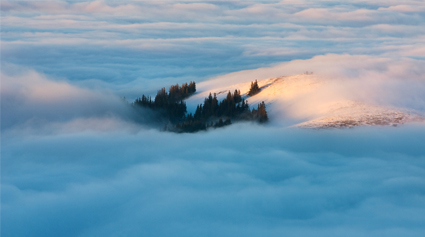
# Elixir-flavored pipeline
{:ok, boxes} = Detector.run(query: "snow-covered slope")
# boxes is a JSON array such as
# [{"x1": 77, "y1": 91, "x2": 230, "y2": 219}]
[
  {"x1": 297, "y1": 101, "x2": 412, "y2": 128},
  {"x1": 186, "y1": 73, "x2": 424, "y2": 128}
]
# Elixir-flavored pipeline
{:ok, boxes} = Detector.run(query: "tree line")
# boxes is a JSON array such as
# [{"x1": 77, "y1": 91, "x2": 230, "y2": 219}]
[
  {"x1": 133, "y1": 81, "x2": 195, "y2": 123},
  {"x1": 133, "y1": 81, "x2": 268, "y2": 133}
]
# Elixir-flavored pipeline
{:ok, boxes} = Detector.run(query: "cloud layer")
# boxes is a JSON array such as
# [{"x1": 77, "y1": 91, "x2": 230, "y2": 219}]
[
  {"x1": 2, "y1": 125, "x2": 425, "y2": 237},
  {"x1": 2, "y1": 0, "x2": 424, "y2": 97}
]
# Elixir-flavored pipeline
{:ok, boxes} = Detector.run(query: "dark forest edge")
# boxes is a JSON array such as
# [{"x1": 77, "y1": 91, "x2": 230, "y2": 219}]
[{"x1": 132, "y1": 81, "x2": 268, "y2": 133}]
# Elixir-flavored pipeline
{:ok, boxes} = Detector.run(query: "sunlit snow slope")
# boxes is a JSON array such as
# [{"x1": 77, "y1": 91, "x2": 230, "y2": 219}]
[{"x1": 186, "y1": 73, "x2": 424, "y2": 128}]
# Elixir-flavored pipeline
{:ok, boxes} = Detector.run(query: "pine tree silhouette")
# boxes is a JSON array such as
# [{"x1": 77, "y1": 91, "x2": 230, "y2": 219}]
[
  {"x1": 248, "y1": 80, "x2": 260, "y2": 96},
  {"x1": 132, "y1": 81, "x2": 268, "y2": 133}
]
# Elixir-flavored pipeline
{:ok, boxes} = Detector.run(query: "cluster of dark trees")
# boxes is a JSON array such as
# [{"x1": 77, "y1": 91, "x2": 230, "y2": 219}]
[
  {"x1": 194, "y1": 90, "x2": 245, "y2": 120},
  {"x1": 248, "y1": 80, "x2": 260, "y2": 96},
  {"x1": 252, "y1": 101, "x2": 268, "y2": 123},
  {"x1": 133, "y1": 81, "x2": 268, "y2": 133},
  {"x1": 133, "y1": 82, "x2": 195, "y2": 122},
  {"x1": 173, "y1": 90, "x2": 268, "y2": 133}
]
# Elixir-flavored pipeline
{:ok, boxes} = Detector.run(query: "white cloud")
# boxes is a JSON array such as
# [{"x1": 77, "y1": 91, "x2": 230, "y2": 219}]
[
  {"x1": 378, "y1": 5, "x2": 425, "y2": 13},
  {"x1": 173, "y1": 3, "x2": 218, "y2": 11}
]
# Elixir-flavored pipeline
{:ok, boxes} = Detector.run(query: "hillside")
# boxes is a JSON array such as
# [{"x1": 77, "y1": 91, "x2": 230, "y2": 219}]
[{"x1": 186, "y1": 73, "x2": 424, "y2": 128}]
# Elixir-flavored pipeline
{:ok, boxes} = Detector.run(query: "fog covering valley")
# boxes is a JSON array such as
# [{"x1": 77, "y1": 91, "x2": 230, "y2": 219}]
[{"x1": 2, "y1": 0, "x2": 425, "y2": 236}]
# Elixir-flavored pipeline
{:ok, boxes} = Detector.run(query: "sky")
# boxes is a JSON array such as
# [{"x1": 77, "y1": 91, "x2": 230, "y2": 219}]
[{"x1": 1, "y1": 1, "x2": 425, "y2": 236}]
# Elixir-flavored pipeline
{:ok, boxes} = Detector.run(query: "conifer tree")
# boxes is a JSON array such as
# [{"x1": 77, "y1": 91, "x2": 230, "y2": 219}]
[
  {"x1": 248, "y1": 80, "x2": 260, "y2": 96},
  {"x1": 257, "y1": 101, "x2": 268, "y2": 123}
]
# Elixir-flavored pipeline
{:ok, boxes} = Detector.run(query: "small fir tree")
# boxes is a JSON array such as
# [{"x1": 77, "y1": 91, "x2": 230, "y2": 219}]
[{"x1": 248, "y1": 80, "x2": 260, "y2": 96}]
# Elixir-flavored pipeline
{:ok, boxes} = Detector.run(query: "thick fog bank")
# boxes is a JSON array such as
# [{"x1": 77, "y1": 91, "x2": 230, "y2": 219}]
[{"x1": 2, "y1": 124, "x2": 425, "y2": 237}]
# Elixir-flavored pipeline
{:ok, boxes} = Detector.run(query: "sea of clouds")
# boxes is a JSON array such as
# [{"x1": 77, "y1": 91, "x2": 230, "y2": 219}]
[
  {"x1": 3, "y1": 124, "x2": 425, "y2": 237},
  {"x1": 2, "y1": 0, "x2": 425, "y2": 236}
]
